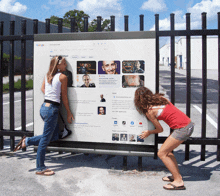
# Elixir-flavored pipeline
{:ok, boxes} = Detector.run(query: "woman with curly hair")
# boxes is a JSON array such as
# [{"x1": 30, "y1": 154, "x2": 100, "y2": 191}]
[{"x1": 134, "y1": 86, "x2": 194, "y2": 190}]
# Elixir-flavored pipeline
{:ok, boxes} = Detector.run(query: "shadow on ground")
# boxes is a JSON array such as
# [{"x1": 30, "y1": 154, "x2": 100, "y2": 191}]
[{"x1": 1, "y1": 145, "x2": 219, "y2": 182}]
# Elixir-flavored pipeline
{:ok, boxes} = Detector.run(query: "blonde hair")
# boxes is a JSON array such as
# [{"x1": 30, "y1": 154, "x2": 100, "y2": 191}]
[{"x1": 46, "y1": 56, "x2": 63, "y2": 84}]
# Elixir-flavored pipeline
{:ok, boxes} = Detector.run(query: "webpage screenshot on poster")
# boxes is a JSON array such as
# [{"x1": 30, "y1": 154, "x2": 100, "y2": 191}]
[{"x1": 34, "y1": 38, "x2": 155, "y2": 145}]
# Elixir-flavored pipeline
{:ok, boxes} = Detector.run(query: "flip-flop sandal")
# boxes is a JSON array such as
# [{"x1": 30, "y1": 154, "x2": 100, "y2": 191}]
[
  {"x1": 162, "y1": 176, "x2": 174, "y2": 182},
  {"x1": 163, "y1": 183, "x2": 186, "y2": 190},
  {"x1": 36, "y1": 169, "x2": 55, "y2": 176},
  {"x1": 13, "y1": 136, "x2": 26, "y2": 152}
]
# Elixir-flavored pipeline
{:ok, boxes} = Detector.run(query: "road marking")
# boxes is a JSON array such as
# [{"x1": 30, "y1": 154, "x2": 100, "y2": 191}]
[
  {"x1": 193, "y1": 105, "x2": 217, "y2": 129},
  {"x1": 3, "y1": 98, "x2": 33, "y2": 105},
  {"x1": 15, "y1": 122, "x2": 34, "y2": 130}
]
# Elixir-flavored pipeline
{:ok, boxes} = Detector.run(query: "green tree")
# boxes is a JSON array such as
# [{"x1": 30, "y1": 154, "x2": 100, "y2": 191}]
[
  {"x1": 50, "y1": 9, "x2": 110, "y2": 32},
  {"x1": 2, "y1": 53, "x2": 21, "y2": 76},
  {"x1": 88, "y1": 18, "x2": 111, "y2": 32},
  {"x1": 50, "y1": 15, "x2": 59, "y2": 25},
  {"x1": 63, "y1": 10, "x2": 89, "y2": 32}
]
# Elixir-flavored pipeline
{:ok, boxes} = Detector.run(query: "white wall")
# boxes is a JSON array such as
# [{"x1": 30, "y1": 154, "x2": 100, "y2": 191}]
[{"x1": 160, "y1": 36, "x2": 218, "y2": 70}]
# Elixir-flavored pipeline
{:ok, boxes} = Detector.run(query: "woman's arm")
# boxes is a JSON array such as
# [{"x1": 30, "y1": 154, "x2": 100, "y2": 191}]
[
  {"x1": 41, "y1": 79, "x2": 45, "y2": 94},
  {"x1": 60, "y1": 74, "x2": 74, "y2": 124},
  {"x1": 139, "y1": 110, "x2": 163, "y2": 139}
]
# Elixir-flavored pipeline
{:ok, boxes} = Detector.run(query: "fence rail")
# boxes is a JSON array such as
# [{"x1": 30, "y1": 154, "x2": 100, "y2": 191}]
[{"x1": 1, "y1": 13, "x2": 220, "y2": 163}]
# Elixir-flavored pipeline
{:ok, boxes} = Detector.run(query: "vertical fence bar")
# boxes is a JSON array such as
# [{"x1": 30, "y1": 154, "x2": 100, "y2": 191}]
[
  {"x1": 84, "y1": 16, "x2": 88, "y2": 32},
  {"x1": 138, "y1": 156, "x2": 143, "y2": 171},
  {"x1": 123, "y1": 156, "x2": 127, "y2": 171},
  {"x1": 9, "y1": 21, "x2": 15, "y2": 151},
  {"x1": 0, "y1": 21, "x2": 3, "y2": 149},
  {"x1": 124, "y1": 15, "x2": 129, "y2": 31},
  {"x1": 58, "y1": 17, "x2": 63, "y2": 154},
  {"x1": 110, "y1": 16, "x2": 115, "y2": 31},
  {"x1": 21, "y1": 20, "x2": 26, "y2": 131},
  {"x1": 71, "y1": 18, "x2": 76, "y2": 32},
  {"x1": 123, "y1": 13, "x2": 128, "y2": 169},
  {"x1": 45, "y1": 19, "x2": 50, "y2": 33},
  {"x1": 97, "y1": 16, "x2": 102, "y2": 32},
  {"x1": 170, "y1": 13, "x2": 175, "y2": 105},
  {"x1": 140, "y1": 14, "x2": 144, "y2": 31},
  {"x1": 185, "y1": 13, "x2": 191, "y2": 160},
  {"x1": 170, "y1": 14, "x2": 175, "y2": 135},
  {"x1": 217, "y1": 12, "x2": 220, "y2": 161},
  {"x1": 21, "y1": 20, "x2": 27, "y2": 151},
  {"x1": 33, "y1": 19, "x2": 38, "y2": 153},
  {"x1": 201, "y1": 12, "x2": 207, "y2": 161},
  {"x1": 139, "y1": 14, "x2": 144, "y2": 165},
  {"x1": 33, "y1": 19, "x2": 38, "y2": 34},
  {"x1": 58, "y1": 18, "x2": 63, "y2": 33},
  {"x1": 154, "y1": 14, "x2": 159, "y2": 159}
]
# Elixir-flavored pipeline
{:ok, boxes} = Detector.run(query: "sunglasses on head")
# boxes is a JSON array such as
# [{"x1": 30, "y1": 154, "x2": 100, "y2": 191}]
[{"x1": 57, "y1": 56, "x2": 62, "y2": 60}]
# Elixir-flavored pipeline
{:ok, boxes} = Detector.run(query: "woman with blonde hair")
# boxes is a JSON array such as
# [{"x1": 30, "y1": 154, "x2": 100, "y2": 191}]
[
  {"x1": 14, "y1": 56, "x2": 74, "y2": 176},
  {"x1": 134, "y1": 86, "x2": 194, "y2": 190}
]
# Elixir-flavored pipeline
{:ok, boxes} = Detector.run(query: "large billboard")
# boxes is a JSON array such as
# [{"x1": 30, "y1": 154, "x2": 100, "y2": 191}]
[{"x1": 34, "y1": 31, "x2": 156, "y2": 147}]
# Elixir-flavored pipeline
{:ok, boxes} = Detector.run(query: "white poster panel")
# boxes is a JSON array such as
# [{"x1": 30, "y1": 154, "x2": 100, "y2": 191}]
[{"x1": 34, "y1": 32, "x2": 155, "y2": 145}]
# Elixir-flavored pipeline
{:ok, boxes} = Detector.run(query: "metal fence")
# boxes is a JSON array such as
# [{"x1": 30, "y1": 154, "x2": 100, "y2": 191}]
[{"x1": 0, "y1": 13, "x2": 220, "y2": 164}]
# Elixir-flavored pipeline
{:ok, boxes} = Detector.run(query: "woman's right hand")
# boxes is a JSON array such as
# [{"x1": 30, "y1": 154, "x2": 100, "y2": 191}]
[
  {"x1": 67, "y1": 112, "x2": 74, "y2": 124},
  {"x1": 139, "y1": 130, "x2": 151, "y2": 139}
]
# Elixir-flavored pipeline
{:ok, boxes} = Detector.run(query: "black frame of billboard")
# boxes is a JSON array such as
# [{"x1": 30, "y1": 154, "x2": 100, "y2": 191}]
[{"x1": 34, "y1": 31, "x2": 157, "y2": 157}]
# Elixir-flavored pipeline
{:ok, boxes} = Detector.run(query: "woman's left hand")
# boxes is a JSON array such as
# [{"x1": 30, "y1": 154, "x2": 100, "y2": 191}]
[{"x1": 139, "y1": 130, "x2": 151, "y2": 139}]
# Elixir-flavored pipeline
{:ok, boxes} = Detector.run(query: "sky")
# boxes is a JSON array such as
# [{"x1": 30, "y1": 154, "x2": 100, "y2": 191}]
[{"x1": 0, "y1": 0, "x2": 220, "y2": 45}]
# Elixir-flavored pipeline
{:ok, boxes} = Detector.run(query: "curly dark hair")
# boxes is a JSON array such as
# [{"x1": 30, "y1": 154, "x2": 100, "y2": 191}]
[{"x1": 134, "y1": 86, "x2": 169, "y2": 114}]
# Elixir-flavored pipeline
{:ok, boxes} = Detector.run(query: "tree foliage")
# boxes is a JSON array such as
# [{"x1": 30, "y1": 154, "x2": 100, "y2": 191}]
[{"x1": 50, "y1": 9, "x2": 110, "y2": 32}]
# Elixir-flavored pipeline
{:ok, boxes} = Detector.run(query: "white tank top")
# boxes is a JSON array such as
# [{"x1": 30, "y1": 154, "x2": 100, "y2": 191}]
[{"x1": 44, "y1": 73, "x2": 62, "y2": 103}]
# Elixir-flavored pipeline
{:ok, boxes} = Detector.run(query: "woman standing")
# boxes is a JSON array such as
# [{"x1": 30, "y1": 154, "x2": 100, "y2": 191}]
[
  {"x1": 14, "y1": 56, "x2": 74, "y2": 176},
  {"x1": 134, "y1": 87, "x2": 194, "y2": 190}
]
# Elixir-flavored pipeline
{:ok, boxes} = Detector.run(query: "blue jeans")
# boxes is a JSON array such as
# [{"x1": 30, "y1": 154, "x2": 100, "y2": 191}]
[{"x1": 25, "y1": 102, "x2": 60, "y2": 171}]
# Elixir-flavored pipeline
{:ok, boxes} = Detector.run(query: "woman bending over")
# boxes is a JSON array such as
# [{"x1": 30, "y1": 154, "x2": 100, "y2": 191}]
[{"x1": 134, "y1": 86, "x2": 194, "y2": 190}]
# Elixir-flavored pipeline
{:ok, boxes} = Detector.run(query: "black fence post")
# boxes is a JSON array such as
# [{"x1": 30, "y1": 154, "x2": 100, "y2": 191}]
[
  {"x1": 185, "y1": 13, "x2": 191, "y2": 160},
  {"x1": 45, "y1": 19, "x2": 50, "y2": 33},
  {"x1": 154, "y1": 14, "x2": 159, "y2": 159},
  {"x1": 33, "y1": 19, "x2": 38, "y2": 34},
  {"x1": 84, "y1": 16, "x2": 88, "y2": 32},
  {"x1": 97, "y1": 16, "x2": 102, "y2": 32},
  {"x1": 0, "y1": 21, "x2": 3, "y2": 150},
  {"x1": 9, "y1": 20, "x2": 15, "y2": 151},
  {"x1": 201, "y1": 12, "x2": 207, "y2": 161},
  {"x1": 140, "y1": 14, "x2": 144, "y2": 31},
  {"x1": 170, "y1": 13, "x2": 175, "y2": 135},
  {"x1": 138, "y1": 14, "x2": 144, "y2": 166},
  {"x1": 123, "y1": 156, "x2": 127, "y2": 171},
  {"x1": 58, "y1": 17, "x2": 63, "y2": 155},
  {"x1": 58, "y1": 18, "x2": 63, "y2": 33},
  {"x1": 110, "y1": 16, "x2": 115, "y2": 31},
  {"x1": 124, "y1": 15, "x2": 129, "y2": 31},
  {"x1": 138, "y1": 156, "x2": 143, "y2": 171},
  {"x1": 71, "y1": 17, "x2": 76, "y2": 32},
  {"x1": 170, "y1": 13, "x2": 175, "y2": 105},
  {"x1": 21, "y1": 20, "x2": 27, "y2": 152},
  {"x1": 218, "y1": 12, "x2": 220, "y2": 161}
]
